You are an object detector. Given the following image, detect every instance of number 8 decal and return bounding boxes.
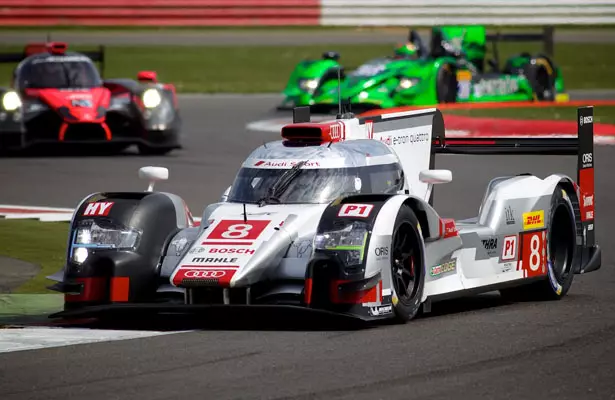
[204,220,271,244]
[520,230,546,278]
[529,234,541,272]
[221,224,252,239]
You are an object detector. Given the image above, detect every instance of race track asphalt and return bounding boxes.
[0,95,614,399]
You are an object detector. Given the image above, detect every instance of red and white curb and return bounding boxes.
[0,326,184,353]
[0,205,74,222]
[0,205,202,224]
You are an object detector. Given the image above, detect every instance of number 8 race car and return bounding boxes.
[46,105,601,323]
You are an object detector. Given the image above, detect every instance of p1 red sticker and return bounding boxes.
[203,219,271,245]
[518,230,546,278]
[338,204,373,218]
[83,201,114,216]
[501,235,517,261]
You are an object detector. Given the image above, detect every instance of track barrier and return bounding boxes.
[2,0,615,27]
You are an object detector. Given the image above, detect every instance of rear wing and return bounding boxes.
[432,106,598,273]
[0,43,106,77]
[486,26,555,56]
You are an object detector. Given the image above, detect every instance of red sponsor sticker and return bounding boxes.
[82,201,114,216]
[517,230,546,278]
[203,219,271,244]
[172,266,238,287]
[441,218,458,238]
[338,204,373,218]
[501,235,517,261]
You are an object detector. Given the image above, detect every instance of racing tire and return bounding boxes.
[436,64,457,103]
[137,144,175,156]
[389,206,425,323]
[525,57,555,101]
[500,185,576,301]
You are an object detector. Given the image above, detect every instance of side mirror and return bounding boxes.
[138,166,169,192]
[220,186,231,202]
[419,169,452,184]
[137,70,158,83]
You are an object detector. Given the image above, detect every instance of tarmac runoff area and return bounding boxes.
[1,92,615,399]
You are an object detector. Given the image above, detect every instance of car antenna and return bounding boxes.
[243,203,248,223]
[336,66,342,117]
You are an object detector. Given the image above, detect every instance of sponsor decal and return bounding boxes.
[517,230,547,278]
[183,270,227,279]
[170,236,189,256]
[482,238,498,250]
[82,201,113,217]
[482,238,498,257]
[374,246,389,261]
[253,160,321,168]
[580,116,593,126]
[71,99,93,108]
[390,132,430,145]
[522,210,545,231]
[505,206,515,225]
[33,55,90,64]
[473,76,519,97]
[379,135,392,145]
[189,247,206,254]
[501,235,518,261]
[501,262,514,273]
[430,259,456,277]
[583,194,594,208]
[442,218,457,238]
[588,223,594,231]
[338,203,373,218]
[203,219,271,244]
[288,240,312,258]
[582,152,593,168]
[171,266,239,286]
[329,122,344,141]
[209,248,255,255]
[191,257,238,264]
[547,260,563,295]
[368,304,393,317]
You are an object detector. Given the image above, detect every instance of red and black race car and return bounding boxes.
[0,42,182,155]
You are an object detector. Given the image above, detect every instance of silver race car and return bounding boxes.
[47,105,601,323]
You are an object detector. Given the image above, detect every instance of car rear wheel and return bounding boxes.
[525,57,555,101]
[436,64,457,103]
[390,206,425,323]
[500,185,576,301]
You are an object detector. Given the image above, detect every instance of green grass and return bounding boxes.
[444,105,615,124]
[0,41,614,92]
[0,219,68,294]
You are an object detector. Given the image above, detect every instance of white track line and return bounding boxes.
[0,327,186,354]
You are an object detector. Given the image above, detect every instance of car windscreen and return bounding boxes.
[18,57,102,89]
[227,163,403,205]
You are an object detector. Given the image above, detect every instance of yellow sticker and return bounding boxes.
[522,210,545,230]
[456,70,472,81]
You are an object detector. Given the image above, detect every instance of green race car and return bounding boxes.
[279,25,569,112]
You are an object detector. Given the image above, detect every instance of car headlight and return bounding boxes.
[2,91,21,111]
[142,88,162,108]
[398,78,420,90]
[70,219,142,264]
[314,221,369,266]
[299,78,319,92]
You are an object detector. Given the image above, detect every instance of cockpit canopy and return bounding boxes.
[15,54,102,90]
[227,139,405,205]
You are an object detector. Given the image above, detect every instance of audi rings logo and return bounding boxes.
[184,270,226,279]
